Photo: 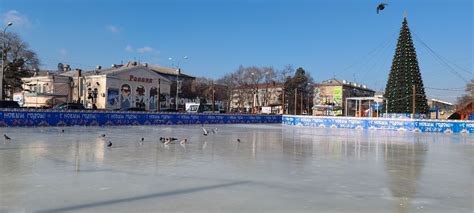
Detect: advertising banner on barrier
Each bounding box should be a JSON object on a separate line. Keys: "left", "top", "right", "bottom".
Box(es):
{"left": 0, "top": 110, "right": 281, "bottom": 127}
{"left": 284, "top": 115, "right": 473, "bottom": 134}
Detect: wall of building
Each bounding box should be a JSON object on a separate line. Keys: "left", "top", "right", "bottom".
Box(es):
{"left": 313, "top": 84, "right": 375, "bottom": 116}
{"left": 21, "top": 75, "right": 73, "bottom": 108}
{"left": 76, "top": 68, "right": 172, "bottom": 110}
{"left": 231, "top": 86, "right": 283, "bottom": 113}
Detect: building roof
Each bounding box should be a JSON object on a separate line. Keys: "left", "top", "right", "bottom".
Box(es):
{"left": 147, "top": 64, "right": 195, "bottom": 79}
{"left": 234, "top": 82, "right": 284, "bottom": 90}
{"left": 429, "top": 98, "right": 453, "bottom": 106}
{"left": 315, "top": 79, "right": 374, "bottom": 92}
{"left": 82, "top": 62, "right": 195, "bottom": 79}
{"left": 62, "top": 63, "right": 170, "bottom": 83}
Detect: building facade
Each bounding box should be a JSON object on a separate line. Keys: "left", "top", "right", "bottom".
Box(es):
{"left": 80, "top": 64, "right": 172, "bottom": 110}
{"left": 313, "top": 79, "right": 375, "bottom": 116}
{"left": 230, "top": 82, "right": 284, "bottom": 114}
{"left": 18, "top": 62, "right": 184, "bottom": 111}
{"left": 19, "top": 72, "right": 73, "bottom": 108}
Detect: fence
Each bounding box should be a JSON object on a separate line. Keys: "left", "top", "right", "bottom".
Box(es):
{"left": 0, "top": 109, "right": 281, "bottom": 127}
{"left": 283, "top": 115, "right": 474, "bottom": 134}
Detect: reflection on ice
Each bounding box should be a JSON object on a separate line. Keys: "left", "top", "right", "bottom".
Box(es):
{"left": 0, "top": 125, "right": 472, "bottom": 212}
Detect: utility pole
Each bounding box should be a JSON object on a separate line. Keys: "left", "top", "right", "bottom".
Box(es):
{"left": 157, "top": 78, "right": 161, "bottom": 112}
{"left": 1, "top": 22, "right": 13, "bottom": 100}
{"left": 307, "top": 94, "right": 311, "bottom": 115}
{"left": 175, "top": 68, "right": 180, "bottom": 111}
{"left": 412, "top": 85, "right": 416, "bottom": 119}
{"left": 76, "top": 70, "right": 81, "bottom": 103}
{"left": 282, "top": 90, "right": 285, "bottom": 115}
{"left": 300, "top": 93, "right": 303, "bottom": 115}
{"left": 294, "top": 88, "right": 297, "bottom": 115}
{"left": 212, "top": 83, "right": 215, "bottom": 113}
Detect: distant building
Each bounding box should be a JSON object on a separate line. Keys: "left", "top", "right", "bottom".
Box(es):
{"left": 230, "top": 82, "right": 284, "bottom": 113}
{"left": 18, "top": 62, "right": 199, "bottom": 110}
{"left": 312, "top": 79, "right": 375, "bottom": 116}
{"left": 427, "top": 98, "right": 455, "bottom": 119}
{"left": 448, "top": 101, "right": 472, "bottom": 120}
{"left": 80, "top": 63, "right": 172, "bottom": 110}
{"left": 20, "top": 71, "right": 73, "bottom": 108}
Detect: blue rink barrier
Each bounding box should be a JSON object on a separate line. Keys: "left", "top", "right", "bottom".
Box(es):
{"left": 0, "top": 110, "right": 281, "bottom": 127}
{"left": 283, "top": 115, "right": 474, "bottom": 134}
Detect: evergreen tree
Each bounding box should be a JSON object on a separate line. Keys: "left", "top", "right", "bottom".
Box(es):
{"left": 284, "top": 67, "right": 313, "bottom": 115}
{"left": 384, "top": 18, "right": 429, "bottom": 114}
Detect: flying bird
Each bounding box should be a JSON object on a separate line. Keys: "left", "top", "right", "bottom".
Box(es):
{"left": 376, "top": 3, "right": 388, "bottom": 14}
{"left": 107, "top": 141, "right": 113, "bottom": 147}
{"left": 4, "top": 134, "right": 11, "bottom": 140}
{"left": 180, "top": 138, "right": 187, "bottom": 144}
{"left": 202, "top": 127, "right": 208, "bottom": 136}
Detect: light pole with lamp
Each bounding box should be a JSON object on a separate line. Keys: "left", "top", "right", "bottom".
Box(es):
{"left": 168, "top": 56, "right": 188, "bottom": 111}
{"left": 1, "top": 22, "right": 13, "bottom": 100}
{"left": 250, "top": 72, "right": 258, "bottom": 114}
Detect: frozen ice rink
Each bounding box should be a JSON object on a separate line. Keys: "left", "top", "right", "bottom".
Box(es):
{"left": 0, "top": 124, "right": 472, "bottom": 212}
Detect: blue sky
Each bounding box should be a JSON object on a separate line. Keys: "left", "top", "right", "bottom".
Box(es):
{"left": 1, "top": 0, "right": 472, "bottom": 102}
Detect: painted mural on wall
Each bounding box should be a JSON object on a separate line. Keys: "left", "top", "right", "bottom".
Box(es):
{"left": 333, "top": 86, "right": 343, "bottom": 115}
{"left": 120, "top": 84, "right": 132, "bottom": 109}
{"left": 107, "top": 88, "right": 119, "bottom": 108}
{"left": 149, "top": 87, "right": 158, "bottom": 111}
{"left": 135, "top": 85, "right": 146, "bottom": 109}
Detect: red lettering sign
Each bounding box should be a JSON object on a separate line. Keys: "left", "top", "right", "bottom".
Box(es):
{"left": 129, "top": 75, "right": 153, "bottom": 83}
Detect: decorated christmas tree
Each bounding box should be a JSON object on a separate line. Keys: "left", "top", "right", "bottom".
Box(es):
{"left": 384, "top": 18, "right": 429, "bottom": 114}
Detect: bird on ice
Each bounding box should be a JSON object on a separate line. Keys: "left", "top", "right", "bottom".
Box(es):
{"left": 376, "top": 3, "right": 388, "bottom": 14}
{"left": 202, "top": 127, "right": 208, "bottom": 136}
{"left": 4, "top": 134, "right": 11, "bottom": 140}
{"left": 237, "top": 138, "right": 241, "bottom": 143}
{"left": 107, "top": 141, "right": 113, "bottom": 147}
{"left": 164, "top": 138, "right": 175, "bottom": 145}
{"left": 141, "top": 137, "right": 144, "bottom": 142}
{"left": 100, "top": 134, "right": 106, "bottom": 138}
{"left": 180, "top": 138, "right": 187, "bottom": 144}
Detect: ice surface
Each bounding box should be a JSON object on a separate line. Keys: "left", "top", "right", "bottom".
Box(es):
{"left": 0, "top": 124, "right": 472, "bottom": 212}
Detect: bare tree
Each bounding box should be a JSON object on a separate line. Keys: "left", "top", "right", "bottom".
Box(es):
{"left": 276, "top": 64, "right": 295, "bottom": 83}
{"left": 457, "top": 78, "right": 474, "bottom": 109}
{"left": 1, "top": 31, "right": 40, "bottom": 98}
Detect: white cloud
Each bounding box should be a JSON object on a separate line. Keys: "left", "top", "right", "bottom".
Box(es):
{"left": 59, "top": 48, "right": 68, "bottom": 56}
{"left": 2, "top": 10, "right": 31, "bottom": 28}
{"left": 105, "top": 25, "right": 120, "bottom": 33}
{"left": 125, "top": 45, "right": 156, "bottom": 54}
{"left": 125, "top": 45, "right": 134, "bottom": 52}
{"left": 136, "top": 46, "right": 154, "bottom": 53}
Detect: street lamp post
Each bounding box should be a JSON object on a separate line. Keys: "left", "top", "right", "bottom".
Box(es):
{"left": 250, "top": 72, "right": 257, "bottom": 113}
{"left": 169, "top": 56, "right": 188, "bottom": 111}
{"left": 1, "top": 22, "right": 13, "bottom": 100}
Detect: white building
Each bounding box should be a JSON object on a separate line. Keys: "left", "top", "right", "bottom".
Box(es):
{"left": 19, "top": 62, "right": 174, "bottom": 110}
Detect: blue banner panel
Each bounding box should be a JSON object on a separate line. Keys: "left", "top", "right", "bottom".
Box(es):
{"left": 0, "top": 110, "right": 282, "bottom": 127}
{"left": 284, "top": 115, "right": 473, "bottom": 134}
